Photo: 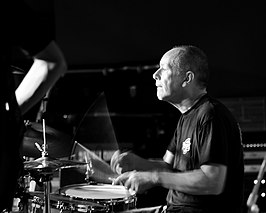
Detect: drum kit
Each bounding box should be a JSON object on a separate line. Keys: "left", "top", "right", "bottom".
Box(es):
{"left": 15, "top": 119, "right": 137, "bottom": 213}
{"left": 10, "top": 66, "right": 136, "bottom": 213}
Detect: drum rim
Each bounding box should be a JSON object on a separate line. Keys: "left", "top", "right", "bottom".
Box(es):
{"left": 57, "top": 183, "right": 136, "bottom": 204}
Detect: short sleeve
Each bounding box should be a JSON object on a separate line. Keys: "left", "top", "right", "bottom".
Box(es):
{"left": 167, "top": 129, "right": 178, "bottom": 154}
{"left": 198, "top": 116, "right": 228, "bottom": 166}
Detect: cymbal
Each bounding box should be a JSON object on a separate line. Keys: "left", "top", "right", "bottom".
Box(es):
{"left": 22, "top": 122, "right": 73, "bottom": 158}
{"left": 24, "top": 156, "right": 88, "bottom": 173}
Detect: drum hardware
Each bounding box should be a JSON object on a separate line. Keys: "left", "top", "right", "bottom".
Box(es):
{"left": 35, "top": 90, "right": 51, "bottom": 123}
{"left": 24, "top": 156, "right": 89, "bottom": 213}
{"left": 22, "top": 121, "right": 72, "bottom": 158}
{"left": 23, "top": 119, "right": 87, "bottom": 213}
{"left": 25, "top": 128, "right": 50, "bottom": 213}
{"left": 22, "top": 159, "right": 136, "bottom": 212}
{"left": 28, "top": 191, "right": 106, "bottom": 212}
{"left": 53, "top": 201, "right": 106, "bottom": 213}
{"left": 13, "top": 174, "right": 32, "bottom": 213}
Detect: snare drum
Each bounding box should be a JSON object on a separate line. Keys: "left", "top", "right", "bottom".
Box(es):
{"left": 57, "top": 183, "right": 137, "bottom": 212}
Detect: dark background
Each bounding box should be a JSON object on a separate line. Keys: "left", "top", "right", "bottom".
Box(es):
{"left": 47, "top": 0, "right": 266, "bottom": 152}
{"left": 21, "top": 0, "right": 266, "bottom": 211}
{"left": 54, "top": 0, "right": 265, "bottom": 97}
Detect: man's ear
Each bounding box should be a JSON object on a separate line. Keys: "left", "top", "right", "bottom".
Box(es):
{"left": 182, "top": 71, "right": 194, "bottom": 87}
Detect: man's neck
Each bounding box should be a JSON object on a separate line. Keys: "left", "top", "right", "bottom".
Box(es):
{"left": 175, "top": 90, "right": 207, "bottom": 114}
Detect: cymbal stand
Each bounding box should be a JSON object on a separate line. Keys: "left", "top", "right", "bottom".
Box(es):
{"left": 37, "top": 173, "right": 52, "bottom": 213}
{"left": 41, "top": 119, "right": 51, "bottom": 213}
{"left": 41, "top": 119, "right": 48, "bottom": 158}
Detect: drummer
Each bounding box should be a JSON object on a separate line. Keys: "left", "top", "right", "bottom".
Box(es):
{"left": 110, "top": 45, "right": 244, "bottom": 213}
{"left": 0, "top": 0, "right": 67, "bottom": 212}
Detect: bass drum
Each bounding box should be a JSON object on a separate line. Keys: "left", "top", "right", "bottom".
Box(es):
{"left": 57, "top": 183, "right": 137, "bottom": 212}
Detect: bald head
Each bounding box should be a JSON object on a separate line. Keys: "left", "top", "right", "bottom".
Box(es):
{"left": 164, "top": 45, "right": 210, "bottom": 89}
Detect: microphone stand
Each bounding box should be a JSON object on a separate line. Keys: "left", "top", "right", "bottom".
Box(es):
{"left": 247, "top": 154, "right": 266, "bottom": 213}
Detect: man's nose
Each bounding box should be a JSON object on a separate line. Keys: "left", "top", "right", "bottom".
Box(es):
{"left": 153, "top": 69, "right": 160, "bottom": 80}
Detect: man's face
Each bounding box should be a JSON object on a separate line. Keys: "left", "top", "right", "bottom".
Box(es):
{"left": 153, "top": 49, "right": 185, "bottom": 103}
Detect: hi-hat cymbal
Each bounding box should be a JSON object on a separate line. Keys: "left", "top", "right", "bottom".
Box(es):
{"left": 24, "top": 156, "right": 88, "bottom": 173}
{"left": 22, "top": 122, "right": 73, "bottom": 158}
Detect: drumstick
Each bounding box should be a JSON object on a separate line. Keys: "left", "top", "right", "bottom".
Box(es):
{"left": 108, "top": 177, "right": 123, "bottom": 186}
{"left": 108, "top": 177, "right": 116, "bottom": 185}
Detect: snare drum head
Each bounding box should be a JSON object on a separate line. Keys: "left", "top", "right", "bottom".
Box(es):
{"left": 60, "top": 184, "right": 135, "bottom": 200}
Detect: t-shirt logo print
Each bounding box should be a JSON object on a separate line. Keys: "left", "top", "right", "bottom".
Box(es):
{"left": 182, "top": 138, "right": 191, "bottom": 154}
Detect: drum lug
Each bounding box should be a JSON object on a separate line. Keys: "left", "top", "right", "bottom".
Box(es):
{"left": 56, "top": 201, "right": 75, "bottom": 212}
{"left": 32, "top": 196, "right": 43, "bottom": 206}
{"left": 56, "top": 201, "right": 64, "bottom": 212}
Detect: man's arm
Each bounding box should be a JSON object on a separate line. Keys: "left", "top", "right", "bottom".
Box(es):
{"left": 110, "top": 150, "right": 173, "bottom": 174}
{"left": 15, "top": 40, "right": 67, "bottom": 115}
{"left": 113, "top": 150, "right": 227, "bottom": 195}
{"left": 156, "top": 164, "right": 227, "bottom": 195}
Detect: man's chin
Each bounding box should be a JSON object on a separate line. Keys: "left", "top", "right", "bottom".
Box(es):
{"left": 157, "top": 95, "right": 166, "bottom": 101}
{"left": 159, "top": 96, "right": 173, "bottom": 104}
{"left": 157, "top": 91, "right": 170, "bottom": 101}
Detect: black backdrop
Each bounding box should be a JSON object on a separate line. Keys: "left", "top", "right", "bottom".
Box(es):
{"left": 21, "top": 1, "right": 266, "bottom": 210}
{"left": 53, "top": 0, "right": 266, "bottom": 98}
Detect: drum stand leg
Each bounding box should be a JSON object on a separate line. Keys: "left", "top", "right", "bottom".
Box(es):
{"left": 43, "top": 180, "right": 51, "bottom": 213}
{"left": 38, "top": 173, "right": 53, "bottom": 213}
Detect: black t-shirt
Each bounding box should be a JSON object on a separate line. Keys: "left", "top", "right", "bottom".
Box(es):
{"left": 0, "top": 0, "right": 54, "bottom": 211}
{"left": 166, "top": 94, "right": 244, "bottom": 213}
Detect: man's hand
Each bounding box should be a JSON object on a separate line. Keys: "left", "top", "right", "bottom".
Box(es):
{"left": 110, "top": 150, "right": 139, "bottom": 174}
{"left": 113, "top": 170, "right": 159, "bottom": 194}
